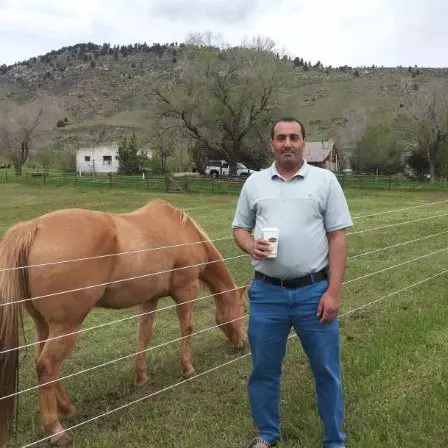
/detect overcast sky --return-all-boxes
[1,0,447,67]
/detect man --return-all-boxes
[232,117,352,448]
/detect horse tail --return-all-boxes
[0,220,38,447]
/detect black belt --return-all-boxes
[254,268,328,289]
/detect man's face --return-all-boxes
[270,121,305,168]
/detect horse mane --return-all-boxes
[144,200,226,294]
[143,199,219,255]
[178,211,217,252]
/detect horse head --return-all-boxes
[214,285,247,350]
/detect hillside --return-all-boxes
[1,42,448,151]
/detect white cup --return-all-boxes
[262,227,279,259]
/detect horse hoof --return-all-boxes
[50,431,72,446]
[182,369,196,379]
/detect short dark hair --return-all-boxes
[270,117,306,140]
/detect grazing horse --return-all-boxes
[0,199,246,446]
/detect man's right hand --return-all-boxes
[233,228,272,260]
[249,239,272,260]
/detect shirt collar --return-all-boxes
[270,159,309,180]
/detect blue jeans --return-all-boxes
[247,278,346,448]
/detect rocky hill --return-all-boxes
[1,42,447,151]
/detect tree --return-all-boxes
[346,109,367,173]
[406,149,429,178]
[352,124,404,174]
[401,79,448,182]
[0,106,43,176]
[93,125,108,147]
[117,133,140,174]
[150,38,280,175]
[34,149,54,171]
[293,57,302,68]
[58,147,77,173]
[242,35,277,53]
[406,140,448,178]
[148,118,177,174]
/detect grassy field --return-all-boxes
[1,169,448,198]
[0,183,447,448]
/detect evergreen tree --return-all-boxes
[117,133,140,174]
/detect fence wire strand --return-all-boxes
[1,231,447,355]
[4,244,447,401]
[21,267,448,448]
[1,200,447,273]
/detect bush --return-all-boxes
[146,155,167,175]
[58,148,77,173]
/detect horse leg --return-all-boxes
[171,279,200,379]
[134,300,158,386]
[27,306,77,419]
[174,300,196,378]
[54,381,77,419]
[36,324,80,446]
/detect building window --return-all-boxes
[103,155,112,165]
[84,156,91,162]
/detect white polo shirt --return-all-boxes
[232,160,353,278]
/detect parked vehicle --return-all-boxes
[205,160,256,178]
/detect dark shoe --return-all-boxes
[247,437,278,448]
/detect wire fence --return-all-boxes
[0,193,446,446]
[2,243,446,402]
[1,169,448,194]
[2,197,448,273]
[1,213,446,309]
[3,229,446,356]
[1,172,448,434]
[20,265,448,448]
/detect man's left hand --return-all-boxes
[317,291,340,324]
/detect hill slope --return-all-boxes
[1,42,447,150]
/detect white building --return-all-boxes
[76,146,120,174]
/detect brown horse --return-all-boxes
[0,199,246,446]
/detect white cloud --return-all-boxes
[0,0,105,32]
[0,0,447,67]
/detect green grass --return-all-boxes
[1,170,448,198]
[0,183,447,448]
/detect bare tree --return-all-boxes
[346,109,368,173]
[0,106,43,176]
[185,31,227,50]
[149,117,178,173]
[241,35,277,53]
[94,125,108,146]
[150,37,280,175]
[401,79,448,181]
